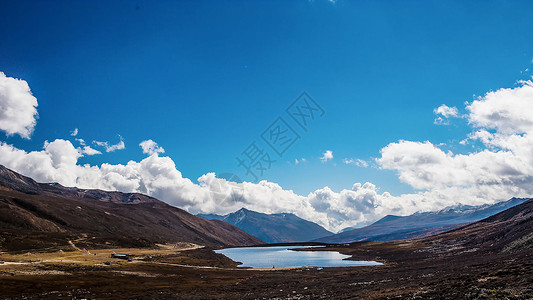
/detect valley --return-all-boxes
[1,166,532,299]
[0,235,531,299]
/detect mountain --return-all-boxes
[198,208,332,243]
[0,165,263,251]
[421,197,533,253]
[315,197,529,243]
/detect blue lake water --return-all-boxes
[215,246,383,268]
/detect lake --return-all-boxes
[215,246,383,268]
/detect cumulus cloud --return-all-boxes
[94,137,125,152]
[139,139,165,155]
[433,104,459,125]
[434,104,459,118]
[379,80,533,208]
[0,137,414,232]
[0,71,400,232]
[467,80,533,134]
[0,139,204,204]
[1,73,532,233]
[320,150,333,163]
[0,72,38,138]
[70,128,78,136]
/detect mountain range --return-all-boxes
[1,162,529,253]
[416,197,533,254]
[0,165,263,251]
[198,208,332,243]
[315,197,528,243]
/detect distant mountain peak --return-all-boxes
[316,197,530,244]
[198,207,332,243]
[236,207,252,213]
[372,215,402,225]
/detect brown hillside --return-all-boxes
[0,165,263,251]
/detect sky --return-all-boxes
[1,0,533,232]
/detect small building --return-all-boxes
[110,253,134,260]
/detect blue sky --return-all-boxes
[2,1,533,230]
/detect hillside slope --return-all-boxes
[0,165,263,251]
[315,197,528,243]
[421,198,533,253]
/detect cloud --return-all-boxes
[1,72,532,233]
[0,139,203,204]
[80,146,101,156]
[379,80,533,208]
[139,139,165,155]
[320,150,333,163]
[94,137,125,152]
[467,80,533,134]
[433,104,459,125]
[343,158,369,168]
[0,72,400,233]
[434,104,459,118]
[70,128,78,136]
[294,158,307,164]
[0,137,410,232]
[308,0,338,4]
[0,72,38,138]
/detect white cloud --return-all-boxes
[343,158,369,168]
[94,137,125,152]
[295,158,307,164]
[433,104,459,125]
[199,79,533,231]
[0,72,38,138]
[80,146,101,156]
[379,80,533,209]
[0,72,396,232]
[70,128,78,136]
[0,139,204,205]
[320,150,333,163]
[139,139,165,155]
[1,73,532,234]
[467,80,533,134]
[434,104,459,118]
[0,138,409,232]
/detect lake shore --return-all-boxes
[215,245,382,268]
